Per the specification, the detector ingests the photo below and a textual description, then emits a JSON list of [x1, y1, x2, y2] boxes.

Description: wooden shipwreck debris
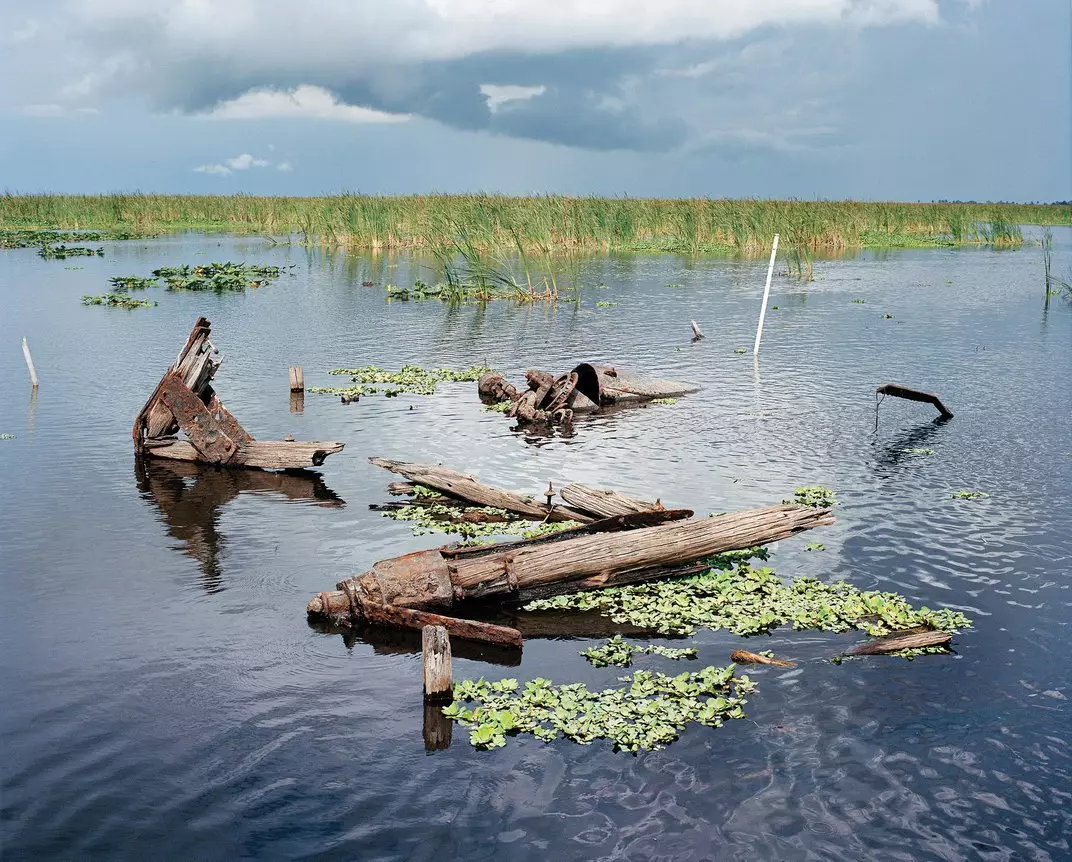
[[479, 362, 700, 429], [845, 629, 951, 656], [876, 383, 953, 420], [731, 649, 796, 668], [133, 317, 344, 470], [308, 459, 834, 646]]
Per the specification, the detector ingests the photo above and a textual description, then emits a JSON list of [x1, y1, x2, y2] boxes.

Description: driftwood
[[846, 630, 951, 656], [308, 500, 833, 643], [134, 318, 344, 470], [422, 626, 453, 702], [876, 383, 953, 420], [479, 362, 700, 429], [731, 649, 796, 668]]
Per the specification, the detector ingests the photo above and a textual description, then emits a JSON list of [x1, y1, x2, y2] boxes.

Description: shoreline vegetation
[[2, 194, 1068, 256]]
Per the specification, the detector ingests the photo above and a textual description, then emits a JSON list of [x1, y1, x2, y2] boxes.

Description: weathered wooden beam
[[846, 630, 951, 656], [731, 649, 796, 668], [559, 483, 660, 518], [289, 366, 304, 392], [143, 439, 344, 470], [422, 625, 453, 702], [876, 383, 953, 420]]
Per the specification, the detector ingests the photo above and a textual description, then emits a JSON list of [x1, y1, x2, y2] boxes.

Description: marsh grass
[[3, 194, 1065, 256]]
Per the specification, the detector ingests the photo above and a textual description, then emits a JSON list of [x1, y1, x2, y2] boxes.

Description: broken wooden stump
[[876, 383, 953, 420], [422, 625, 453, 702], [731, 649, 796, 668], [288, 365, 304, 392], [133, 318, 344, 470], [691, 320, 705, 342], [845, 630, 951, 656]]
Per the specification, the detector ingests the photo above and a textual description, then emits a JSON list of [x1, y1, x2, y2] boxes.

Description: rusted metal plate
[[366, 549, 453, 611], [206, 392, 254, 444], [157, 373, 238, 464]]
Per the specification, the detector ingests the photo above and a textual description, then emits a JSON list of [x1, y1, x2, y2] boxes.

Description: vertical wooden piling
[[422, 625, 453, 702], [22, 338, 39, 389], [288, 366, 304, 392]]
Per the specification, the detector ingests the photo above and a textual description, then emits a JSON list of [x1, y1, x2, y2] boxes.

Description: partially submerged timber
[[133, 317, 344, 470], [307, 459, 835, 646], [478, 363, 700, 429]]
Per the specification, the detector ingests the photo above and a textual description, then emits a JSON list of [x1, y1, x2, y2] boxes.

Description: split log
[[846, 630, 951, 656], [876, 383, 953, 420], [422, 625, 453, 702], [560, 483, 660, 518], [370, 457, 593, 523], [731, 649, 796, 668], [289, 366, 304, 392]]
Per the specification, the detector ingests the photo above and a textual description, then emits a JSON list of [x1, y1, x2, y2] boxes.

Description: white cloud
[[21, 103, 100, 117], [10, 20, 39, 43], [194, 153, 275, 175], [480, 84, 546, 112], [276, 161, 293, 172], [193, 163, 233, 176], [204, 85, 410, 123]]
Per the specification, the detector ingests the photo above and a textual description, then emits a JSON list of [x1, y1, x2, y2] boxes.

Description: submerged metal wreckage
[[479, 363, 700, 429], [134, 317, 344, 470], [307, 458, 836, 648]]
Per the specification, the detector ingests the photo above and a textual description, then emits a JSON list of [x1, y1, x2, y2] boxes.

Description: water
[[2, 232, 1071, 860]]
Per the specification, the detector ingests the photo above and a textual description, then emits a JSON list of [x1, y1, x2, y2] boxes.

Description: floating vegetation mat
[[524, 562, 972, 639], [39, 244, 103, 259], [1, 229, 105, 249], [82, 293, 156, 309], [786, 485, 837, 508], [952, 489, 989, 500], [311, 364, 489, 398], [581, 635, 697, 668], [443, 665, 755, 751], [150, 262, 288, 291], [0, 433, 15, 440]]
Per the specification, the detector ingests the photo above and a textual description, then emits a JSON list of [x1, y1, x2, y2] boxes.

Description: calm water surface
[[2, 232, 1071, 860]]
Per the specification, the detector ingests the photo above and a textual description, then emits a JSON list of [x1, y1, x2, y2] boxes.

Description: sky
[[0, 0, 1069, 201]]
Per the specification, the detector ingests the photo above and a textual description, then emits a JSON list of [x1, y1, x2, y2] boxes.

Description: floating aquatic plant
[[81, 293, 156, 309], [580, 635, 697, 668], [805, 542, 825, 552], [39, 244, 103, 259], [311, 364, 489, 398], [383, 500, 580, 543], [851, 298, 866, 304], [733, 348, 749, 354], [0, 229, 106, 249], [902, 447, 935, 455], [151, 262, 289, 291], [524, 562, 972, 639], [952, 489, 989, 500], [443, 665, 755, 752], [786, 486, 837, 508], [0, 433, 15, 440], [484, 401, 513, 413], [596, 300, 617, 308], [108, 276, 158, 291], [883, 312, 894, 319], [650, 397, 678, 405]]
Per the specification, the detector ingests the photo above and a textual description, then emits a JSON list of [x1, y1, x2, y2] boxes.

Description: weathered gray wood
[[422, 625, 453, 702], [846, 630, 951, 656], [144, 439, 344, 470], [559, 483, 659, 518], [370, 458, 593, 523], [289, 366, 304, 392]]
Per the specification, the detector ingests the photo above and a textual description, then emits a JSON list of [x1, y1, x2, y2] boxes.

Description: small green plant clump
[[1, 229, 106, 249], [580, 635, 697, 668], [805, 542, 825, 552], [443, 664, 755, 751], [484, 400, 513, 413], [596, 300, 617, 308], [786, 485, 837, 508], [383, 500, 580, 543], [39, 244, 103, 259], [733, 348, 749, 354], [883, 312, 894, 319], [851, 298, 866, 304], [0, 433, 15, 440], [649, 397, 678, 405], [524, 562, 972, 639], [902, 447, 935, 455], [151, 262, 288, 291], [952, 489, 989, 500], [81, 293, 156, 309], [311, 364, 490, 398], [108, 276, 158, 291]]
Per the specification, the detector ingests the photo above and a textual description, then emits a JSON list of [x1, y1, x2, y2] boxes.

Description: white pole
[[22, 337, 39, 389], [752, 234, 779, 356]]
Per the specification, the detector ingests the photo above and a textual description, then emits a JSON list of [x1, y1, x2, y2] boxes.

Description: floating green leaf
[[786, 486, 837, 508], [952, 489, 989, 500], [311, 364, 490, 398], [81, 293, 156, 309], [581, 635, 697, 668]]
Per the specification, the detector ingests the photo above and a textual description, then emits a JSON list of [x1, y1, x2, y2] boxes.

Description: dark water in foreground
[[2, 233, 1071, 861]]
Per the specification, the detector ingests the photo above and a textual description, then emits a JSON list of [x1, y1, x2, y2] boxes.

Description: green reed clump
[[524, 561, 972, 639], [311, 364, 489, 398], [82, 293, 156, 309], [581, 635, 697, 668], [443, 664, 755, 751]]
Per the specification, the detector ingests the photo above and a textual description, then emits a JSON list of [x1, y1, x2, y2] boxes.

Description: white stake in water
[[22, 337, 38, 389], [752, 234, 780, 356]]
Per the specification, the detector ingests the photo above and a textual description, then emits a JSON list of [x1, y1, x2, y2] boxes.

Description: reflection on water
[[136, 458, 344, 592], [1, 230, 1071, 860]]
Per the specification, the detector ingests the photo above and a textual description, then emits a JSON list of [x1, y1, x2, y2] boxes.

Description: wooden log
[[846, 630, 951, 656], [145, 439, 344, 470], [361, 602, 523, 648], [449, 503, 834, 599], [289, 366, 304, 392], [559, 483, 660, 518], [690, 320, 705, 342], [22, 337, 38, 389], [369, 458, 593, 523], [422, 625, 453, 702], [876, 383, 953, 420], [731, 649, 796, 668]]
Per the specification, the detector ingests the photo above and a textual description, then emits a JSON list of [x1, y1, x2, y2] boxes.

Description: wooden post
[[422, 625, 453, 702], [289, 366, 304, 392], [22, 338, 38, 389], [690, 320, 705, 342], [752, 234, 780, 356]]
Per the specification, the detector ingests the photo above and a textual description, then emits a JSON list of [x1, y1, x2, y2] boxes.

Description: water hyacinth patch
[[82, 293, 156, 309], [443, 665, 755, 752], [952, 489, 989, 500], [108, 276, 158, 291], [151, 262, 289, 291], [787, 486, 837, 508], [311, 364, 490, 398], [524, 562, 972, 639], [382, 500, 580, 543], [581, 635, 697, 668], [39, 245, 103, 259]]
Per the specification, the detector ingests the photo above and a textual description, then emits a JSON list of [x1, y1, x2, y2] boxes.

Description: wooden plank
[[145, 439, 344, 470], [876, 383, 953, 420], [846, 630, 951, 656], [559, 483, 660, 518], [361, 602, 523, 648], [422, 625, 453, 702], [289, 366, 304, 392], [370, 458, 593, 523]]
